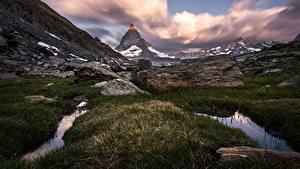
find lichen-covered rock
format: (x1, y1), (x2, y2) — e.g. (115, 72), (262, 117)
(135, 57), (244, 91)
(101, 78), (150, 96)
(217, 146), (300, 161)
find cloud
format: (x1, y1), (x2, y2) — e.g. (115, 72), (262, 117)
(43, 0), (300, 48)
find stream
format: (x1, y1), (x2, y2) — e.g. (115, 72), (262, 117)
(195, 111), (295, 152)
(23, 101), (88, 161)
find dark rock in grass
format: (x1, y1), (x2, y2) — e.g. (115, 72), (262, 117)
(217, 146), (300, 161)
(100, 78), (150, 96)
(74, 67), (120, 83)
(278, 75), (300, 87)
(135, 57), (244, 92)
(0, 35), (7, 47)
(0, 72), (18, 79)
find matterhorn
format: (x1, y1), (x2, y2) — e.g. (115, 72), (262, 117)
(116, 24), (179, 66)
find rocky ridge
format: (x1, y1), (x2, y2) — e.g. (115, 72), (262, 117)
(0, 0), (125, 61)
(168, 37), (277, 60)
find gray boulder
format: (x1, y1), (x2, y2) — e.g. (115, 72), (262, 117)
(101, 78), (150, 96)
(25, 95), (55, 103)
(278, 75), (300, 87)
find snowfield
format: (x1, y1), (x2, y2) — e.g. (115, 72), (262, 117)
(148, 47), (175, 59)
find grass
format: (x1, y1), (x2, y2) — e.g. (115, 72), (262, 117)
(0, 68), (299, 168)
(0, 77), (101, 160)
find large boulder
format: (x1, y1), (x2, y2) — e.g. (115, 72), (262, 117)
(74, 66), (120, 83)
(135, 57), (244, 91)
(100, 78), (150, 96)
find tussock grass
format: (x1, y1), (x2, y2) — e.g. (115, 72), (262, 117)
(31, 100), (251, 169)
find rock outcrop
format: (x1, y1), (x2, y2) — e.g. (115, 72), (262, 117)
(135, 57), (244, 91)
(217, 146), (300, 161)
(74, 67), (121, 83)
(100, 79), (150, 96)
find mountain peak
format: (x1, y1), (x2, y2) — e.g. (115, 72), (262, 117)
(129, 24), (137, 31)
(233, 37), (244, 42)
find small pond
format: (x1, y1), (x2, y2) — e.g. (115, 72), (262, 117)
(195, 111), (295, 152)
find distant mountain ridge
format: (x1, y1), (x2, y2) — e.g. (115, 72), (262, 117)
(167, 37), (278, 59)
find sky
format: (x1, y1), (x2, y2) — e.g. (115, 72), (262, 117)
(43, 0), (300, 49)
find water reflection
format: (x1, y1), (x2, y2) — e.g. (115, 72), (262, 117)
(195, 111), (295, 152)
(23, 102), (88, 160)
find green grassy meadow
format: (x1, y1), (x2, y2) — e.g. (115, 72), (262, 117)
(0, 69), (299, 168)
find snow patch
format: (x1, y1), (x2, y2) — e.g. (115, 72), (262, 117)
(120, 45), (142, 57)
(148, 47), (175, 59)
(182, 48), (203, 53)
(37, 42), (60, 56)
(47, 32), (61, 40)
(70, 54), (88, 62)
(247, 47), (261, 52)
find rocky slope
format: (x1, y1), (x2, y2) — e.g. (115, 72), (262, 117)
(238, 41), (300, 76)
(0, 0), (125, 61)
(0, 0), (128, 76)
(168, 37), (277, 60)
(116, 24), (180, 66)
(135, 57), (244, 91)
